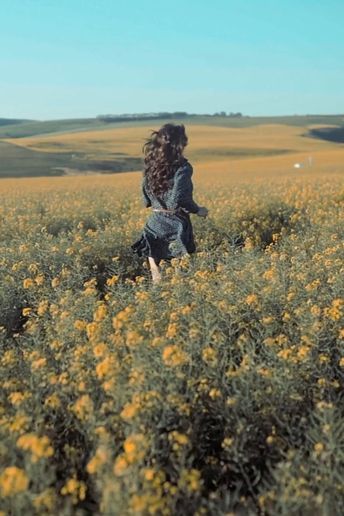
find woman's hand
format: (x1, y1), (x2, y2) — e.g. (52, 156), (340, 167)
(197, 206), (209, 218)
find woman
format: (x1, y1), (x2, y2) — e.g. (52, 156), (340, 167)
(131, 123), (208, 283)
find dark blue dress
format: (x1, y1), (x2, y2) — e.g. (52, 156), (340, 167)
(131, 159), (200, 264)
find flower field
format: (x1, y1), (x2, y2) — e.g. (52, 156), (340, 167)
(0, 161), (344, 515)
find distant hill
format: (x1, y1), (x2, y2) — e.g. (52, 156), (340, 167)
(0, 113), (343, 139)
(1, 113), (344, 179)
(0, 118), (33, 127)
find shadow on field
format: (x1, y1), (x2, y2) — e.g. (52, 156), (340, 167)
(201, 202), (304, 253)
(306, 126), (344, 144)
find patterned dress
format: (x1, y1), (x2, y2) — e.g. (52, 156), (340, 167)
(131, 159), (200, 265)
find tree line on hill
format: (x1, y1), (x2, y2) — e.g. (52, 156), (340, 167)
(96, 111), (244, 122)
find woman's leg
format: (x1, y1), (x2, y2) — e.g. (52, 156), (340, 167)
(148, 257), (161, 283)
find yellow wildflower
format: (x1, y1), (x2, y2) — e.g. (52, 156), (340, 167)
(60, 477), (87, 504)
(120, 402), (140, 420)
(16, 434), (54, 463)
(51, 277), (60, 288)
(0, 466), (29, 497)
(202, 346), (218, 365)
(72, 394), (94, 421)
(86, 447), (108, 474)
(314, 442), (325, 454)
(93, 303), (107, 322)
(245, 294), (258, 305)
(123, 433), (148, 463)
(162, 345), (189, 367)
(23, 278), (34, 289)
(113, 454), (130, 476)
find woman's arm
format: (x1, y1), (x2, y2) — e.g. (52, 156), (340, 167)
(142, 177), (152, 208)
(173, 163), (200, 214)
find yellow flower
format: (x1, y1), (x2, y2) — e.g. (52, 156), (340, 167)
(245, 294), (258, 305)
(123, 433), (148, 463)
(112, 306), (133, 330)
(209, 388), (221, 399)
(72, 394), (94, 421)
(93, 303), (107, 322)
(23, 278), (34, 289)
(277, 348), (293, 360)
(162, 345), (189, 367)
(22, 307), (32, 316)
(120, 402), (140, 420)
(8, 414), (30, 433)
(168, 431), (189, 451)
(129, 368), (145, 386)
(202, 346), (218, 365)
(51, 277), (60, 288)
(34, 274), (45, 286)
(0, 466), (29, 497)
(113, 454), (130, 476)
(16, 433), (54, 463)
(166, 322), (178, 339)
(33, 488), (56, 511)
(86, 321), (100, 341)
(179, 468), (202, 492)
(221, 437), (234, 449)
(135, 291), (149, 301)
(61, 477), (87, 504)
(314, 442), (325, 454)
(126, 330), (144, 347)
(92, 342), (108, 358)
(86, 447), (108, 474)
(318, 354), (329, 363)
(151, 336), (164, 347)
(74, 319), (87, 331)
(44, 394), (61, 409)
(324, 298), (343, 321)
(37, 300), (49, 315)
(106, 274), (119, 286)
(8, 391), (30, 405)
(96, 356), (116, 380)
(296, 345), (311, 361)
(263, 269), (275, 281)
(142, 468), (155, 481)
(31, 357), (47, 370)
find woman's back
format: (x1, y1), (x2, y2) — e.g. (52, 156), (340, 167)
(131, 123), (208, 282)
(143, 159), (200, 214)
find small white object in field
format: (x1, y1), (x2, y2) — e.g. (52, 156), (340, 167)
(294, 163), (302, 169)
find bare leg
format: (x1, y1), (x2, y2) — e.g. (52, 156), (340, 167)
(148, 257), (162, 283)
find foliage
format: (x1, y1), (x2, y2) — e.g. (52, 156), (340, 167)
(0, 174), (343, 515)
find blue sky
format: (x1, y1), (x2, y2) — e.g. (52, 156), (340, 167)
(1, 0), (343, 119)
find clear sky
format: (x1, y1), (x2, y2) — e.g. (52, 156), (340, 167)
(1, 0), (343, 119)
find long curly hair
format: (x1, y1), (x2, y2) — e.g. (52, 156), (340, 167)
(142, 123), (188, 197)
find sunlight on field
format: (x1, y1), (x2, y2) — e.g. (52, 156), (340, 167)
(6, 122), (344, 161)
(5, 122), (344, 187)
(0, 127), (344, 514)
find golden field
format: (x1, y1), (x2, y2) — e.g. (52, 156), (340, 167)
(5, 122), (344, 175)
(0, 123), (344, 515)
